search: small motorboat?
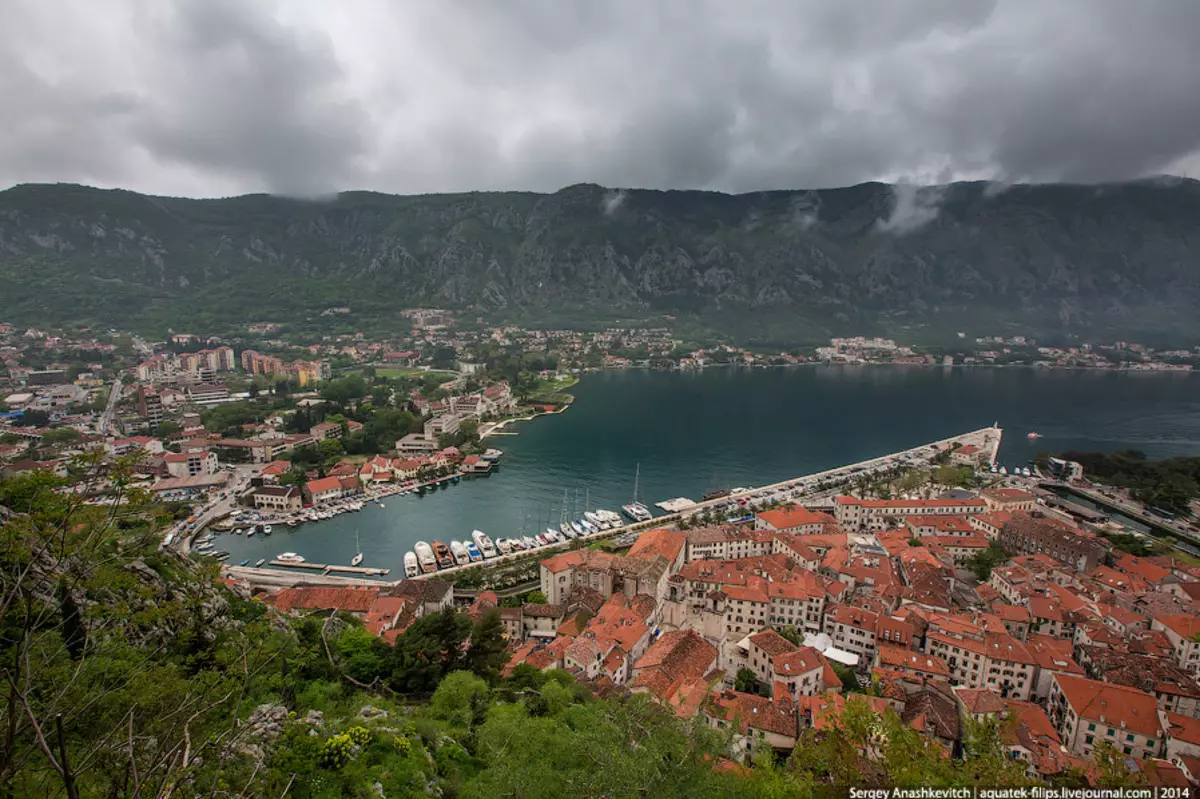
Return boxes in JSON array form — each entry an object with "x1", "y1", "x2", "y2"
[
  {"x1": 254, "y1": 558, "x2": 266, "y2": 567},
  {"x1": 239, "y1": 559, "x2": 250, "y2": 566},
  {"x1": 276, "y1": 552, "x2": 305, "y2": 564},
  {"x1": 1027, "y1": 432, "x2": 1042, "y2": 440},
  {"x1": 404, "y1": 551, "x2": 420, "y2": 578}
]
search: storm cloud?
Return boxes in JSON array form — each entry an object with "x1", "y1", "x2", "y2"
[{"x1": 2, "y1": 0, "x2": 1200, "y2": 197}]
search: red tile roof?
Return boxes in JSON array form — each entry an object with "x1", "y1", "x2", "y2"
[
  {"x1": 305, "y1": 476, "x2": 342, "y2": 495},
  {"x1": 756, "y1": 506, "x2": 836, "y2": 530},
  {"x1": 748, "y1": 629, "x2": 799, "y2": 658},
  {"x1": 877, "y1": 644, "x2": 950, "y2": 676},
  {"x1": 1163, "y1": 711, "x2": 1200, "y2": 747},
  {"x1": 267, "y1": 585, "x2": 379, "y2": 613},
  {"x1": 1053, "y1": 674, "x2": 1162, "y2": 737},
  {"x1": 626, "y1": 528, "x2": 686, "y2": 565},
  {"x1": 1156, "y1": 614, "x2": 1200, "y2": 639}
]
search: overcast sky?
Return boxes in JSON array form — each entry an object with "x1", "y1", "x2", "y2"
[{"x1": 3, "y1": 0, "x2": 1200, "y2": 197}]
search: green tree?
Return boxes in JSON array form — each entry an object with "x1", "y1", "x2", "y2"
[
  {"x1": 524, "y1": 590, "x2": 547, "y2": 604},
  {"x1": 735, "y1": 667, "x2": 759, "y2": 694},
  {"x1": 390, "y1": 607, "x2": 471, "y2": 693},
  {"x1": 318, "y1": 437, "x2": 344, "y2": 462},
  {"x1": 430, "y1": 670, "x2": 491, "y2": 727},
  {"x1": 968, "y1": 543, "x2": 1010, "y2": 581},
  {"x1": 464, "y1": 609, "x2": 508, "y2": 682}
]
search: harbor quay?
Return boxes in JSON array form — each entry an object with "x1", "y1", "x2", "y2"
[{"x1": 221, "y1": 425, "x2": 1002, "y2": 589}]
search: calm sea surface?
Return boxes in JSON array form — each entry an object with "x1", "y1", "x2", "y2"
[{"x1": 215, "y1": 366, "x2": 1200, "y2": 573}]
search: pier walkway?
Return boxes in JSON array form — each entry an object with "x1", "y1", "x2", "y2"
[{"x1": 267, "y1": 560, "x2": 391, "y2": 576}]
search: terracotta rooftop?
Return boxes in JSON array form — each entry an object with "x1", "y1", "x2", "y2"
[
  {"x1": 1053, "y1": 673, "x2": 1162, "y2": 737},
  {"x1": 748, "y1": 629, "x2": 799, "y2": 658},
  {"x1": 955, "y1": 687, "x2": 1007, "y2": 715},
  {"x1": 1155, "y1": 614, "x2": 1200, "y2": 639},
  {"x1": 267, "y1": 585, "x2": 379, "y2": 613},
  {"x1": 1165, "y1": 712, "x2": 1200, "y2": 747},
  {"x1": 877, "y1": 644, "x2": 950, "y2": 676},
  {"x1": 626, "y1": 528, "x2": 686, "y2": 565},
  {"x1": 756, "y1": 506, "x2": 836, "y2": 530},
  {"x1": 836, "y1": 496, "x2": 986, "y2": 509},
  {"x1": 708, "y1": 690, "x2": 796, "y2": 738}
]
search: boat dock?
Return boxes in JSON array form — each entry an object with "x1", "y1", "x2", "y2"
[
  {"x1": 268, "y1": 560, "x2": 391, "y2": 576},
  {"x1": 657, "y1": 497, "x2": 697, "y2": 513}
]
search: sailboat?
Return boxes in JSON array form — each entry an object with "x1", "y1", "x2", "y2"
[
  {"x1": 623, "y1": 463, "x2": 654, "y2": 522},
  {"x1": 350, "y1": 529, "x2": 363, "y2": 567}
]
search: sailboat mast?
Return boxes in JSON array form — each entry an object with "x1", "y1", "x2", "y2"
[{"x1": 633, "y1": 463, "x2": 640, "y2": 504}]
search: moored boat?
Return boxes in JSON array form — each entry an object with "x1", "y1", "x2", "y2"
[
  {"x1": 496, "y1": 537, "x2": 513, "y2": 555},
  {"x1": 414, "y1": 541, "x2": 437, "y2": 573},
  {"x1": 404, "y1": 551, "x2": 420, "y2": 578},
  {"x1": 432, "y1": 541, "x2": 454, "y2": 569},
  {"x1": 466, "y1": 541, "x2": 483, "y2": 562},
  {"x1": 522, "y1": 536, "x2": 538, "y2": 549},
  {"x1": 277, "y1": 552, "x2": 305, "y2": 563},
  {"x1": 450, "y1": 540, "x2": 471, "y2": 566},
  {"x1": 254, "y1": 558, "x2": 266, "y2": 567},
  {"x1": 471, "y1": 530, "x2": 498, "y2": 558}
]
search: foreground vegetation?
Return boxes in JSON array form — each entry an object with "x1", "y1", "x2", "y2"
[{"x1": 1052, "y1": 449, "x2": 1200, "y2": 517}]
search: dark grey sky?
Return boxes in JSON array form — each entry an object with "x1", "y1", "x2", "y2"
[{"x1": 3, "y1": 0, "x2": 1200, "y2": 197}]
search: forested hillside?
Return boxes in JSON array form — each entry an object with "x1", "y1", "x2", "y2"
[{"x1": 3, "y1": 179, "x2": 1200, "y2": 342}]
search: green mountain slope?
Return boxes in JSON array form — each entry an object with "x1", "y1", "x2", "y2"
[{"x1": 2, "y1": 179, "x2": 1200, "y2": 340}]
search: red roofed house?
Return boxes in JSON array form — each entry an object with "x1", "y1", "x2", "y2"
[
  {"x1": 754, "y1": 506, "x2": 836, "y2": 535},
  {"x1": 1048, "y1": 673, "x2": 1164, "y2": 760},
  {"x1": 1153, "y1": 615, "x2": 1200, "y2": 676},
  {"x1": 266, "y1": 585, "x2": 380, "y2": 614},
  {"x1": 833, "y1": 496, "x2": 987, "y2": 533},
  {"x1": 905, "y1": 515, "x2": 976, "y2": 538},
  {"x1": 164, "y1": 450, "x2": 218, "y2": 478},
  {"x1": 980, "y1": 488, "x2": 1037, "y2": 512},
  {"x1": 875, "y1": 643, "x2": 950, "y2": 682},
  {"x1": 951, "y1": 444, "x2": 982, "y2": 465},
  {"x1": 629, "y1": 629, "x2": 718, "y2": 718},
  {"x1": 304, "y1": 475, "x2": 344, "y2": 505},
  {"x1": 705, "y1": 690, "x2": 798, "y2": 752},
  {"x1": 626, "y1": 528, "x2": 687, "y2": 574}
]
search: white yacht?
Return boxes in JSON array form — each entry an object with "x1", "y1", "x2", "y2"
[
  {"x1": 414, "y1": 541, "x2": 437, "y2": 573},
  {"x1": 403, "y1": 551, "x2": 420, "y2": 578},
  {"x1": 522, "y1": 536, "x2": 538, "y2": 549},
  {"x1": 450, "y1": 540, "x2": 471, "y2": 566},
  {"x1": 472, "y1": 530, "x2": 498, "y2": 559},
  {"x1": 496, "y1": 538, "x2": 514, "y2": 555},
  {"x1": 276, "y1": 552, "x2": 305, "y2": 564}
]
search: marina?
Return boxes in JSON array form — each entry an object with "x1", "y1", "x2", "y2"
[
  {"x1": 223, "y1": 424, "x2": 1002, "y2": 585},
  {"x1": 211, "y1": 367, "x2": 1200, "y2": 580}
]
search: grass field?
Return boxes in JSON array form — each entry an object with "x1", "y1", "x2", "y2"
[
  {"x1": 372, "y1": 367, "x2": 457, "y2": 379},
  {"x1": 527, "y1": 374, "x2": 579, "y2": 404}
]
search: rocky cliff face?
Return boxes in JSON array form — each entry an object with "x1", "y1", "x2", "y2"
[{"x1": 2, "y1": 178, "x2": 1199, "y2": 340}]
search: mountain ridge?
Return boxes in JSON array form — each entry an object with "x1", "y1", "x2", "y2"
[{"x1": 2, "y1": 178, "x2": 1199, "y2": 342}]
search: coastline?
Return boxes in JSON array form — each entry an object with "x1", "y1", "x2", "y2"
[{"x1": 479, "y1": 403, "x2": 570, "y2": 440}]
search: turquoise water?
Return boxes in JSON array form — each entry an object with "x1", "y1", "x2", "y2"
[{"x1": 215, "y1": 366, "x2": 1200, "y2": 573}]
